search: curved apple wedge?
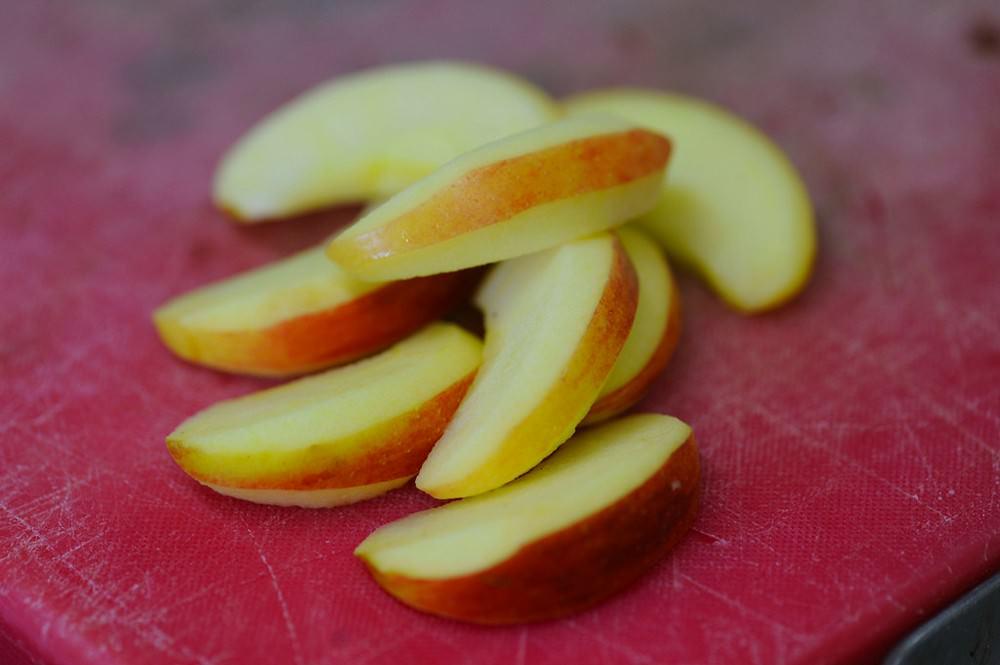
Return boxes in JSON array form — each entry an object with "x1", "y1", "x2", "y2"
[
  {"x1": 584, "y1": 226, "x2": 681, "y2": 424},
  {"x1": 153, "y1": 244, "x2": 476, "y2": 377},
  {"x1": 215, "y1": 61, "x2": 557, "y2": 221},
  {"x1": 327, "y1": 115, "x2": 671, "y2": 280},
  {"x1": 166, "y1": 324, "x2": 482, "y2": 508},
  {"x1": 415, "y1": 233, "x2": 638, "y2": 499},
  {"x1": 565, "y1": 90, "x2": 816, "y2": 312},
  {"x1": 356, "y1": 413, "x2": 699, "y2": 624}
]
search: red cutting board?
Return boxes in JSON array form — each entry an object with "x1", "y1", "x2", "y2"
[{"x1": 2, "y1": 1, "x2": 999, "y2": 664}]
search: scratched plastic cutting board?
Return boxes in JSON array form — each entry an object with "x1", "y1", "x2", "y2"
[{"x1": 2, "y1": 1, "x2": 999, "y2": 664}]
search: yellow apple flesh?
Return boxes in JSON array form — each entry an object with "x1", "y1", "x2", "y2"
[
  {"x1": 565, "y1": 89, "x2": 816, "y2": 312},
  {"x1": 166, "y1": 323, "x2": 482, "y2": 507},
  {"x1": 327, "y1": 115, "x2": 671, "y2": 280},
  {"x1": 215, "y1": 61, "x2": 558, "y2": 221},
  {"x1": 415, "y1": 233, "x2": 638, "y2": 499},
  {"x1": 153, "y1": 244, "x2": 476, "y2": 376},
  {"x1": 585, "y1": 226, "x2": 681, "y2": 424},
  {"x1": 357, "y1": 413, "x2": 699, "y2": 624}
]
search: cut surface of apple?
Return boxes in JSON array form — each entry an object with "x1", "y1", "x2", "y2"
[
  {"x1": 327, "y1": 115, "x2": 671, "y2": 280},
  {"x1": 415, "y1": 233, "x2": 638, "y2": 499},
  {"x1": 565, "y1": 89, "x2": 816, "y2": 312},
  {"x1": 214, "y1": 61, "x2": 558, "y2": 221},
  {"x1": 357, "y1": 413, "x2": 699, "y2": 624},
  {"x1": 166, "y1": 323, "x2": 482, "y2": 507},
  {"x1": 153, "y1": 244, "x2": 475, "y2": 377},
  {"x1": 204, "y1": 478, "x2": 411, "y2": 509},
  {"x1": 584, "y1": 226, "x2": 681, "y2": 424}
]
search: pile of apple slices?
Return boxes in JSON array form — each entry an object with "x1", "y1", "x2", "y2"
[{"x1": 157, "y1": 61, "x2": 815, "y2": 624}]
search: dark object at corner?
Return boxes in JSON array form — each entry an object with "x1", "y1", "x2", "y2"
[{"x1": 884, "y1": 571, "x2": 1000, "y2": 665}]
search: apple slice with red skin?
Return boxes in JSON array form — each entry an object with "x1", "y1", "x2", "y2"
[
  {"x1": 153, "y1": 244, "x2": 477, "y2": 377},
  {"x1": 584, "y1": 226, "x2": 681, "y2": 424},
  {"x1": 327, "y1": 115, "x2": 670, "y2": 280},
  {"x1": 356, "y1": 413, "x2": 699, "y2": 624},
  {"x1": 214, "y1": 61, "x2": 558, "y2": 222},
  {"x1": 165, "y1": 323, "x2": 482, "y2": 508},
  {"x1": 415, "y1": 232, "x2": 638, "y2": 499}
]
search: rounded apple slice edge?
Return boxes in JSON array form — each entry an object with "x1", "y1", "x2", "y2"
[
  {"x1": 564, "y1": 89, "x2": 816, "y2": 313},
  {"x1": 414, "y1": 232, "x2": 638, "y2": 499},
  {"x1": 326, "y1": 115, "x2": 670, "y2": 280},
  {"x1": 584, "y1": 225, "x2": 681, "y2": 424},
  {"x1": 166, "y1": 323, "x2": 482, "y2": 508},
  {"x1": 356, "y1": 413, "x2": 699, "y2": 624},
  {"x1": 204, "y1": 478, "x2": 411, "y2": 509},
  {"x1": 214, "y1": 61, "x2": 559, "y2": 222},
  {"x1": 153, "y1": 244, "x2": 477, "y2": 377}
]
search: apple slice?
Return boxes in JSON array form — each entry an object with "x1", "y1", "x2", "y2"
[
  {"x1": 357, "y1": 413, "x2": 699, "y2": 624},
  {"x1": 584, "y1": 226, "x2": 681, "y2": 424},
  {"x1": 415, "y1": 233, "x2": 638, "y2": 499},
  {"x1": 326, "y1": 115, "x2": 671, "y2": 281},
  {"x1": 565, "y1": 89, "x2": 816, "y2": 312},
  {"x1": 215, "y1": 61, "x2": 557, "y2": 221},
  {"x1": 153, "y1": 244, "x2": 476, "y2": 377},
  {"x1": 166, "y1": 323, "x2": 482, "y2": 508}
]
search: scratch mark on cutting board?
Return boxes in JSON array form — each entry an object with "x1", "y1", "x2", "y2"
[
  {"x1": 562, "y1": 619, "x2": 655, "y2": 665},
  {"x1": 153, "y1": 568, "x2": 270, "y2": 616},
  {"x1": 514, "y1": 629, "x2": 527, "y2": 665},
  {"x1": 904, "y1": 381, "x2": 1000, "y2": 460},
  {"x1": 350, "y1": 628, "x2": 422, "y2": 665},
  {"x1": 679, "y1": 572, "x2": 799, "y2": 643},
  {"x1": 752, "y1": 405, "x2": 956, "y2": 523},
  {"x1": 0, "y1": 499, "x2": 222, "y2": 665},
  {"x1": 239, "y1": 515, "x2": 305, "y2": 665},
  {"x1": 152, "y1": 545, "x2": 341, "y2": 618},
  {"x1": 837, "y1": 333, "x2": 1000, "y2": 462}
]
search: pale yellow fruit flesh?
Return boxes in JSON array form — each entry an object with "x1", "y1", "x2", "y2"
[
  {"x1": 326, "y1": 115, "x2": 667, "y2": 281},
  {"x1": 599, "y1": 226, "x2": 674, "y2": 398},
  {"x1": 167, "y1": 323, "x2": 482, "y2": 484},
  {"x1": 215, "y1": 61, "x2": 557, "y2": 221},
  {"x1": 205, "y1": 477, "x2": 411, "y2": 509},
  {"x1": 565, "y1": 90, "x2": 816, "y2": 312},
  {"x1": 358, "y1": 414, "x2": 692, "y2": 578},
  {"x1": 154, "y1": 245, "x2": 378, "y2": 335},
  {"x1": 415, "y1": 234, "x2": 625, "y2": 498}
]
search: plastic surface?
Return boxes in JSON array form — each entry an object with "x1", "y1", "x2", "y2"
[
  {"x1": 884, "y1": 572, "x2": 1000, "y2": 665},
  {"x1": 1, "y1": 1, "x2": 999, "y2": 664}
]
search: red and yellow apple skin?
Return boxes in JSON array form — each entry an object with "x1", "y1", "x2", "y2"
[
  {"x1": 214, "y1": 61, "x2": 558, "y2": 222},
  {"x1": 584, "y1": 279, "x2": 681, "y2": 424},
  {"x1": 164, "y1": 323, "x2": 483, "y2": 507},
  {"x1": 415, "y1": 235, "x2": 639, "y2": 499},
  {"x1": 340, "y1": 128, "x2": 668, "y2": 255},
  {"x1": 156, "y1": 269, "x2": 477, "y2": 377},
  {"x1": 167, "y1": 373, "x2": 475, "y2": 492},
  {"x1": 459, "y1": 245, "x2": 637, "y2": 483},
  {"x1": 582, "y1": 227, "x2": 682, "y2": 425},
  {"x1": 327, "y1": 116, "x2": 671, "y2": 280},
  {"x1": 360, "y1": 430, "x2": 699, "y2": 624},
  {"x1": 154, "y1": 231, "x2": 482, "y2": 378}
]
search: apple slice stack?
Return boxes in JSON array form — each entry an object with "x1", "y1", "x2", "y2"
[{"x1": 157, "y1": 61, "x2": 816, "y2": 624}]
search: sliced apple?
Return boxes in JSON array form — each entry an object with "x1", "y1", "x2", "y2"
[
  {"x1": 200, "y1": 479, "x2": 412, "y2": 510},
  {"x1": 166, "y1": 323, "x2": 482, "y2": 508},
  {"x1": 357, "y1": 413, "x2": 699, "y2": 624},
  {"x1": 584, "y1": 226, "x2": 681, "y2": 424},
  {"x1": 215, "y1": 61, "x2": 558, "y2": 221},
  {"x1": 327, "y1": 115, "x2": 671, "y2": 280},
  {"x1": 153, "y1": 244, "x2": 476, "y2": 377},
  {"x1": 415, "y1": 233, "x2": 638, "y2": 499},
  {"x1": 565, "y1": 89, "x2": 816, "y2": 312}
]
